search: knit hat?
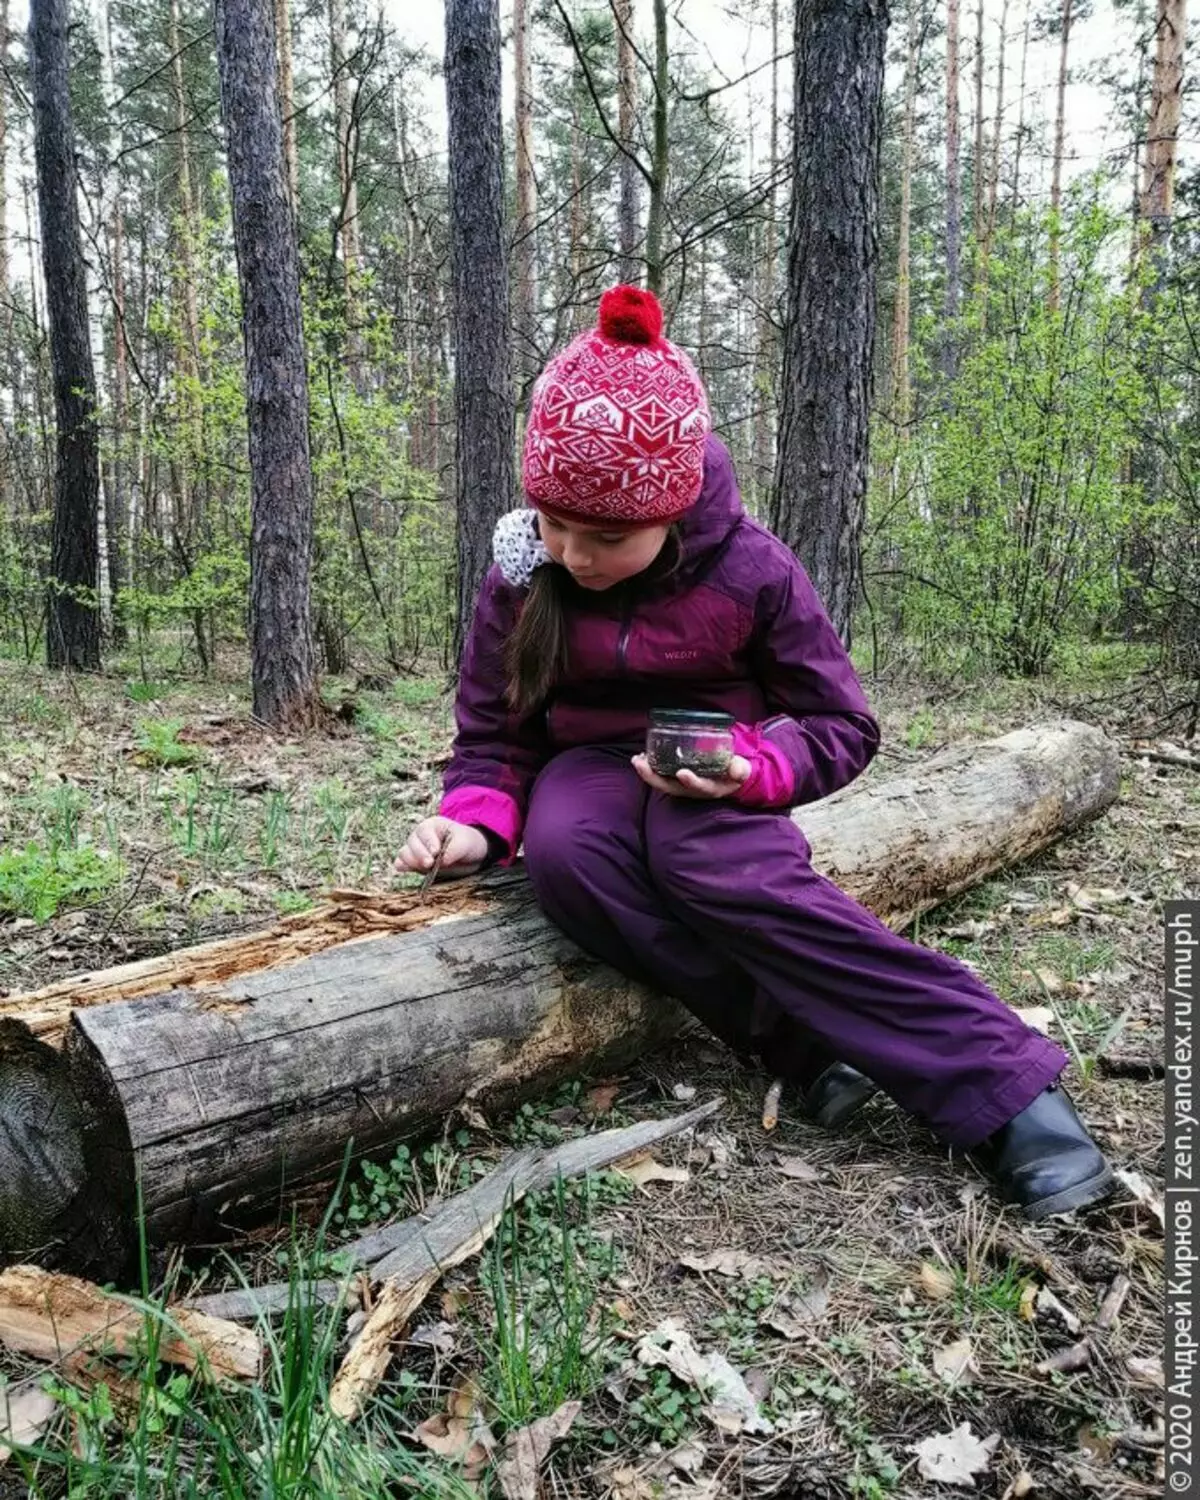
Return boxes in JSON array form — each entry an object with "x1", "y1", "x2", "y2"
[{"x1": 521, "y1": 286, "x2": 711, "y2": 526}]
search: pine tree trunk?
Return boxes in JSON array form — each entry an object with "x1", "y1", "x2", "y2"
[
  {"x1": 275, "y1": 0, "x2": 299, "y2": 207},
  {"x1": 30, "y1": 0, "x2": 101, "y2": 671},
  {"x1": 1047, "y1": 0, "x2": 1072, "y2": 313},
  {"x1": 513, "y1": 0, "x2": 537, "y2": 397},
  {"x1": 615, "y1": 0, "x2": 640, "y2": 282},
  {"x1": 445, "y1": 0, "x2": 514, "y2": 656},
  {"x1": 645, "y1": 0, "x2": 669, "y2": 297},
  {"x1": 214, "y1": 0, "x2": 323, "y2": 730},
  {"x1": 771, "y1": 0, "x2": 887, "y2": 646},
  {"x1": 1121, "y1": 0, "x2": 1186, "y2": 634},
  {"x1": 891, "y1": 0, "x2": 919, "y2": 426},
  {"x1": 943, "y1": 0, "x2": 961, "y2": 378}
]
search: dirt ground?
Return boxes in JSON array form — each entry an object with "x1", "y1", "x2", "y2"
[{"x1": 0, "y1": 651, "x2": 1189, "y2": 1497}]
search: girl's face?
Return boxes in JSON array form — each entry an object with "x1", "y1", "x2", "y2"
[{"x1": 537, "y1": 511, "x2": 669, "y2": 592}]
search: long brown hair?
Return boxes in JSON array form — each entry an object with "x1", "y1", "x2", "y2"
[{"x1": 504, "y1": 526, "x2": 683, "y2": 715}]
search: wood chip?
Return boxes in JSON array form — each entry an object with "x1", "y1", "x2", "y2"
[{"x1": 0, "y1": 1267, "x2": 261, "y2": 1381}]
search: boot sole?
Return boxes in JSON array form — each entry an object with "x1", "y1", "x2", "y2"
[
  {"x1": 808, "y1": 1077, "x2": 880, "y2": 1131},
  {"x1": 1019, "y1": 1162, "x2": 1116, "y2": 1222}
]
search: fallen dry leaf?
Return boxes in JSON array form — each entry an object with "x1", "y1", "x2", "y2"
[
  {"x1": 494, "y1": 1400, "x2": 581, "y2": 1500},
  {"x1": 1, "y1": 1382, "x2": 57, "y2": 1464},
  {"x1": 772, "y1": 1154, "x2": 821, "y2": 1182},
  {"x1": 1024, "y1": 968, "x2": 1064, "y2": 995},
  {"x1": 933, "y1": 1337, "x2": 977, "y2": 1387},
  {"x1": 616, "y1": 1155, "x2": 690, "y2": 1189},
  {"x1": 918, "y1": 1262, "x2": 957, "y2": 1302},
  {"x1": 636, "y1": 1319, "x2": 772, "y2": 1436},
  {"x1": 911, "y1": 1424, "x2": 1000, "y2": 1487},
  {"x1": 1114, "y1": 1169, "x2": 1165, "y2": 1230},
  {"x1": 584, "y1": 1082, "x2": 622, "y2": 1115},
  {"x1": 1014, "y1": 1005, "x2": 1056, "y2": 1034},
  {"x1": 764, "y1": 1271, "x2": 831, "y2": 1337},
  {"x1": 677, "y1": 1249, "x2": 781, "y2": 1280},
  {"x1": 414, "y1": 1380, "x2": 494, "y2": 1477}
]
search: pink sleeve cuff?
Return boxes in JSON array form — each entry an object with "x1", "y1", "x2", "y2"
[
  {"x1": 730, "y1": 723, "x2": 796, "y2": 808},
  {"x1": 439, "y1": 786, "x2": 523, "y2": 864}
]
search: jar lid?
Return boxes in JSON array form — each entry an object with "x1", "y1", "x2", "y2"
[{"x1": 649, "y1": 708, "x2": 735, "y2": 729}]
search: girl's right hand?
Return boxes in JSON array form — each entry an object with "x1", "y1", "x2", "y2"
[{"x1": 393, "y1": 817, "x2": 489, "y2": 879}]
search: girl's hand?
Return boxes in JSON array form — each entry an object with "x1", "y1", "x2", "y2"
[
  {"x1": 631, "y1": 753, "x2": 752, "y2": 801},
  {"x1": 393, "y1": 817, "x2": 489, "y2": 879}
]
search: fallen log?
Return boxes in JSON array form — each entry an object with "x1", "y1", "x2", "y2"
[{"x1": 0, "y1": 720, "x2": 1118, "y2": 1278}]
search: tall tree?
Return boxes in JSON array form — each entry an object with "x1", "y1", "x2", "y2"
[
  {"x1": 891, "y1": 0, "x2": 921, "y2": 425},
  {"x1": 615, "y1": 0, "x2": 639, "y2": 281},
  {"x1": 772, "y1": 0, "x2": 888, "y2": 643},
  {"x1": 1047, "y1": 0, "x2": 1073, "y2": 311},
  {"x1": 944, "y1": 0, "x2": 962, "y2": 360},
  {"x1": 445, "y1": 0, "x2": 514, "y2": 652},
  {"x1": 275, "y1": 0, "x2": 299, "y2": 206},
  {"x1": 752, "y1": 0, "x2": 781, "y2": 503},
  {"x1": 214, "y1": 0, "x2": 323, "y2": 729},
  {"x1": 330, "y1": 0, "x2": 364, "y2": 384},
  {"x1": 30, "y1": 0, "x2": 101, "y2": 669},
  {"x1": 1138, "y1": 0, "x2": 1186, "y2": 267},
  {"x1": 645, "y1": 0, "x2": 669, "y2": 294},
  {"x1": 513, "y1": 0, "x2": 537, "y2": 393}
]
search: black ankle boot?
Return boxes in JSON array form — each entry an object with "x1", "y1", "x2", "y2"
[
  {"x1": 970, "y1": 1083, "x2": 1114, "y2": 1221},
  {"x1": 799, "y1": 1062, "x2": 879, "y2": 1130}
]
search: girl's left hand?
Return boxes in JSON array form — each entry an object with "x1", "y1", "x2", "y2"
[{"x1": 632, "y1": 753, "x2": 752, "y2": 800}]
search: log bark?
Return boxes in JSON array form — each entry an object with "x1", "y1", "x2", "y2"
[{"x1": 0, "y1": 722, "x2": 1118, "y2": 1279}]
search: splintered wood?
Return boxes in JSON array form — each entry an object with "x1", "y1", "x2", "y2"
[
  {"x1": 0, "y1": 1266, "x2": 262, "y2": 1381},
  {"x1": 0, "y1": 885, "x2": 487, "y2": 1047}
]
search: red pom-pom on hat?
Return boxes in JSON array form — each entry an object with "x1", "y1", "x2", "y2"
[{"x1": 598, "y1": 284, "x2": 664, "y2": 345}]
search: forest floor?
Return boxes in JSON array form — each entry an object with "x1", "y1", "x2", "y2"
[{"x1": 0, "y1": 644, "x2": 1189, "y2": 1499}]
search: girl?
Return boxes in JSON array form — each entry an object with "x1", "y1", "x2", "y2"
[{"x1": 396, "y1": 286, "x2": 1114, "y2": 1222}]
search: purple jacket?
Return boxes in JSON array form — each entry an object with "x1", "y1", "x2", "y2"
[{"x1": 441, "y1": 435, "x2": 880, "y2": 859}]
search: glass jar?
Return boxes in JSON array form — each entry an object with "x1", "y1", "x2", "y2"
[{"x1": 646, "y1": 709, "x2": 735, "y2": 779}]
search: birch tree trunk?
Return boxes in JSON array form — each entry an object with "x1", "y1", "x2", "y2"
[
  {"x1": 771, "y1": 0, "x2": 887, "y2": 645},
  {"x1": 30, "y1": 0, "x2": 101, "y2": 670},
  {"x1": 214, "y1": 0, "x2": 323, "y2": 731},
  {"x1": 445, "y1": 0, "x2": 514, "y2": 655}
]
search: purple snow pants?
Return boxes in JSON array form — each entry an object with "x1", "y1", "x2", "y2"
[{"x1": 522, "y1": 747, "x2": 1067, "y2": 1148}]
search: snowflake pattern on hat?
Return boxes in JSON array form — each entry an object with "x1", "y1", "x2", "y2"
[
  {"x1": 493, "y1": 507, "x2": 551, "y2": 589},
  {"x1": 521, "y1": 286, "x2": 711, "y2": 526}
]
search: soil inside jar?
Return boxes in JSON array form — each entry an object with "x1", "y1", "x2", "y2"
[{"x1": 648, "y1": 746, "x2": 734, "y2": 778}]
